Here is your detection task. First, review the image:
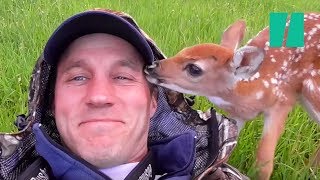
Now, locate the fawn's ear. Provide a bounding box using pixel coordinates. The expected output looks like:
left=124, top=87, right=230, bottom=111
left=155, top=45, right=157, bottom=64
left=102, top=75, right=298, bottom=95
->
left=220, top=20, right=246, bottom=51
left=231, top=46, right=265, bottom=79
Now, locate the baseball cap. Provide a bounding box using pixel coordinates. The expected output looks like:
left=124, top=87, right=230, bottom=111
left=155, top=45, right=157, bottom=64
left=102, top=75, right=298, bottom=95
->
left=44, top=10, right=154, bottom=65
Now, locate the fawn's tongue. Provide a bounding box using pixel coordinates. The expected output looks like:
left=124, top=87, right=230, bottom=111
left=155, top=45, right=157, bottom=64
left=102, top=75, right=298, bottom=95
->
left=145, top=74, right=165, bottom=85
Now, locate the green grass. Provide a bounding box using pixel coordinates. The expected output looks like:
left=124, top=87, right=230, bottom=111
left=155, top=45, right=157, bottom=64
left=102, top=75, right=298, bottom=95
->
left=0, top=0, right=319, bottom=179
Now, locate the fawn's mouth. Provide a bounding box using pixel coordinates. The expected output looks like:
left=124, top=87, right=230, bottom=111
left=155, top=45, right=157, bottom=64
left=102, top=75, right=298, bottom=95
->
left=144, top=64, right=167, bottom=84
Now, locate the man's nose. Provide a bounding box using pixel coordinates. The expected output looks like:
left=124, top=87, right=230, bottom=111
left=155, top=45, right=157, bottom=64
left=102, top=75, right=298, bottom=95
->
left=86, top=78, right=115, bottom=107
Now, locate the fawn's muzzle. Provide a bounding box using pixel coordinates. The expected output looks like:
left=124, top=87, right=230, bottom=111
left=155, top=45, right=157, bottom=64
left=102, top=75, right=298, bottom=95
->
left=144, top=61, right=160, bottom=76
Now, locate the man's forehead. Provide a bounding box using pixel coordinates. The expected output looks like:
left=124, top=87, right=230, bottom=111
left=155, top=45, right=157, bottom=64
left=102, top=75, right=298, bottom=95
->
left=57, top=33, right=145, bottom=71
left=67, top=33, right=134, bottom=51
left=59, top=33, right=145, bottom=66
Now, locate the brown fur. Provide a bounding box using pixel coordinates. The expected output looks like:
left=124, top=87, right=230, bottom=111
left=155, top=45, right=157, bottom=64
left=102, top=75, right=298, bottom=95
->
left=146, top=13, right=320, bottom=179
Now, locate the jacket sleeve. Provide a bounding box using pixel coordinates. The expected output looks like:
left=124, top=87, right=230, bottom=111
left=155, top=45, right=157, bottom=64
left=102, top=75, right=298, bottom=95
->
left=194, top=109, right=249, bottom=180
left=18, top=156, right=53, bottom=180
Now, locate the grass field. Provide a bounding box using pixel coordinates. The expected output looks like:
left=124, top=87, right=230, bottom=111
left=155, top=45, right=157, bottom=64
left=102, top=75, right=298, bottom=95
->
left=0, top=0, right=319, bottom=179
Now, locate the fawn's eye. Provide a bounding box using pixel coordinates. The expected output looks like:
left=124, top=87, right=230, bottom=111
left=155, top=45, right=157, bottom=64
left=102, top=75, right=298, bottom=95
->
left=185, top=64, right=203, bottom=77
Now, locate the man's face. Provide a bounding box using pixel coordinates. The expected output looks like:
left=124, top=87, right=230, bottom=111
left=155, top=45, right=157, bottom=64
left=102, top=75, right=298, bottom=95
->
left=54, top=33, right=157, bottom=168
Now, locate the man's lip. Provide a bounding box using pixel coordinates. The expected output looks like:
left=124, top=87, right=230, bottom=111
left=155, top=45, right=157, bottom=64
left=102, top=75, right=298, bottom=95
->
left=79, top=119, right=124, bottom=125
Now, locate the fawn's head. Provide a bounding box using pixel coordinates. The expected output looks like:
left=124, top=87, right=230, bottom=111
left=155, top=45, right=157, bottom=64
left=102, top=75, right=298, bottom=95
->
left=145, top=20, right=265, bottom=96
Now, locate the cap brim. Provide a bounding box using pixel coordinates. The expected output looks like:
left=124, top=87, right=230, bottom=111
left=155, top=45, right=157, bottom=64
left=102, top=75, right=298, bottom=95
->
left=44, top=11, right=154, bottom=65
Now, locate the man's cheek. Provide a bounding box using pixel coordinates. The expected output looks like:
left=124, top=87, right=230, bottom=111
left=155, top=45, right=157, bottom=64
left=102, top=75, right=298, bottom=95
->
left=128, top=87, right=151, bottom=102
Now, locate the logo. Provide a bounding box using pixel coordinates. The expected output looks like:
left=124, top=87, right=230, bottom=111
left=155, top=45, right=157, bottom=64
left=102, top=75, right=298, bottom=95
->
left=270, top=12, right=304, bottom=47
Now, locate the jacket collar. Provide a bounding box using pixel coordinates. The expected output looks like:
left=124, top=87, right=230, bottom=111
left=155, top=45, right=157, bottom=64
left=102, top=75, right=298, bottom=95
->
left=33, top=123, right=195, bottom=179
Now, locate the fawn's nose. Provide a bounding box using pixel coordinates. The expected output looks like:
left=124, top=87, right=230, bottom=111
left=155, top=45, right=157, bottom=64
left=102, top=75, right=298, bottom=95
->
left=144, top=61, right=159, bottom=76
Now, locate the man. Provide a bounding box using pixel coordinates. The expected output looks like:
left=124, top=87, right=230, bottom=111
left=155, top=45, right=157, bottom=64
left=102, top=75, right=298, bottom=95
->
left=0, top=9, right=246, bottom=179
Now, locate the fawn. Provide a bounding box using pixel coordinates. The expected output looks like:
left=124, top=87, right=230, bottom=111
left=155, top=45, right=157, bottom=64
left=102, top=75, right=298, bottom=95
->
left=145, top=13, right=320, bottom=179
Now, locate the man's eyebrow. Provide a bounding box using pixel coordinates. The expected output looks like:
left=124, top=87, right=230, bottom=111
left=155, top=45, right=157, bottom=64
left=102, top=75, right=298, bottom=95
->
left=60, top=59, right=88, bottom=73
left=115, top=59, right=142, bottom=72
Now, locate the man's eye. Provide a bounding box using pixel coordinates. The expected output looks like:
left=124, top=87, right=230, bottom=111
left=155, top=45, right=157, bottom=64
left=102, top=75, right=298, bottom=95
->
left=71, top=76, right=88, bottom=81
left=115, top=76, right=132, bottom=80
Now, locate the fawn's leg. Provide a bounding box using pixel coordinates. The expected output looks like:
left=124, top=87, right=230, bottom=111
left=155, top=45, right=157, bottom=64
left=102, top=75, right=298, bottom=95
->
left=300, top=78, right=320, bottom=167
left=256, top=103, right=293, bottom=180
left=235, top=119, right=245, bottom=135
left=300, top=78, right=320, bottom=124
left=311, top=147, right=320, bottom=167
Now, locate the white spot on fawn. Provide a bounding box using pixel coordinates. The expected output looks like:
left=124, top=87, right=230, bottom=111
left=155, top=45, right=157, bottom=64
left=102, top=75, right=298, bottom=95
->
left=281, top=66, right=287, bottom=71
left=309, top=27, right=318, bottom=35
left=271, top=58, right=276, bottom=62
left=294, top=54, right=302, bottom=62
left=283, top=61, right=288, bottom=67
left=262, top=80, right=270, bottom=88
left=304, top=79, right=315, bottom=91
left=298, top=47, right=305, bottom=53
left=256, top=91, right=264, bottom=100
left=311, top=70, right=317, bottom=76
left=271, top=78, right=278, bottom=84
left=290, top=55, right=296, bottom=61
left=250, top=72, right=260, bottom=81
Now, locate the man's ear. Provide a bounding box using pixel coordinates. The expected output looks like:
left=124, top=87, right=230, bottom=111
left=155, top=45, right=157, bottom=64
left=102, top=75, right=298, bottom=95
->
left=51, top=99, right=55, bottom=116
left=149, top=88, right=158, bottom=117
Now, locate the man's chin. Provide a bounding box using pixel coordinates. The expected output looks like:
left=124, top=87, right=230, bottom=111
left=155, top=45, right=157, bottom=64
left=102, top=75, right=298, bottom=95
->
left=79, top=146, right=126, bottom=168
